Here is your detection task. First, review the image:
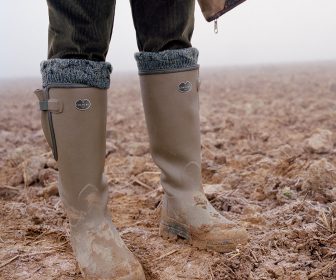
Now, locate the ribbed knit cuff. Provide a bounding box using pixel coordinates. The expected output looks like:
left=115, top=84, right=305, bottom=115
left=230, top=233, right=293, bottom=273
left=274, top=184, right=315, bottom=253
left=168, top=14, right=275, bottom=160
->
left=134, top=48, right=199, bottom=74
left=40, top=59, right=112, bottom=89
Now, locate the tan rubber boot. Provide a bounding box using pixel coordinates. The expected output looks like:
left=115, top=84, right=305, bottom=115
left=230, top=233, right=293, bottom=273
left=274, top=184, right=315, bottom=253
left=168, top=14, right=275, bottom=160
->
left=34, top=86, right=146, bottom=280
left=139, top=69, right=248, bottom=253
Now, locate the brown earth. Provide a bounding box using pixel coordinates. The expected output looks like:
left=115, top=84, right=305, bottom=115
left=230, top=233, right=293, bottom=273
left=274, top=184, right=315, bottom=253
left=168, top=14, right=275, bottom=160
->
left=0, top=63, right=336, bottom=280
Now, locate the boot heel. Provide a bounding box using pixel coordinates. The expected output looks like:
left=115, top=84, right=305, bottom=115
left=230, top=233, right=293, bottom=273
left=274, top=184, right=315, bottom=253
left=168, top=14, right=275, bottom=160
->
left=159, top=223, right=179, bottom=241
left=159, top=221, right=190, bottom=241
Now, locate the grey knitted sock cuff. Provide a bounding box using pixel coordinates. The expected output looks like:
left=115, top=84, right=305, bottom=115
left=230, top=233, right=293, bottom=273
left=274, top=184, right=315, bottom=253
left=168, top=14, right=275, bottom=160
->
left=40, top=59, right=112, bottom=89
left=134, top=48, right=199, bottom=74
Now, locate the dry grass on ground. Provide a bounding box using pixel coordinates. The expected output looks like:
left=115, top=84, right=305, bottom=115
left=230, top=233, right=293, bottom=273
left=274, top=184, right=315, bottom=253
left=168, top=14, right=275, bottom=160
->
left=0, top=63, right=336, bottom=279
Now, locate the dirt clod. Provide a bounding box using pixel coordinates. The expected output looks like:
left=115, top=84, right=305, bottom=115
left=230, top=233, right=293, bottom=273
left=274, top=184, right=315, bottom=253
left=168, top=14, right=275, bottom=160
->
left=23, top=155, right=47, bottom=185
left=304, top=129, right=333, bottom=154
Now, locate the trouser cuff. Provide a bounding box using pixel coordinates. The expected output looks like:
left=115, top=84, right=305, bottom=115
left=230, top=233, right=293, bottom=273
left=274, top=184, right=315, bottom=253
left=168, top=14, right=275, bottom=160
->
left=40, top=59, right=112, bottom=89
left=134, top=48, right=199, bottom=75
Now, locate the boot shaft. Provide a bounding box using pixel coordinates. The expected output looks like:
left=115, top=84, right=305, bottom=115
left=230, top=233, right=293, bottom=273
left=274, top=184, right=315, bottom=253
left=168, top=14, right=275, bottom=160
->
left=139, top=69, right=203, bottom=195
left=34, top=86, right=108, bottom=219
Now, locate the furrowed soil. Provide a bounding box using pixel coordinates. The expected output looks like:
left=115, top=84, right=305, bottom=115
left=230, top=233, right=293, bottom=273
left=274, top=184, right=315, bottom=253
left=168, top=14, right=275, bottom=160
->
left=1, top=63, right=336, bottom=280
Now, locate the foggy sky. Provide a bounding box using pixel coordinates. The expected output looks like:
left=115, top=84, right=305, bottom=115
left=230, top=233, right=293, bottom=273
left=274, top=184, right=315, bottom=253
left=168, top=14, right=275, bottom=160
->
left=0, top=0, right=335, bottom=78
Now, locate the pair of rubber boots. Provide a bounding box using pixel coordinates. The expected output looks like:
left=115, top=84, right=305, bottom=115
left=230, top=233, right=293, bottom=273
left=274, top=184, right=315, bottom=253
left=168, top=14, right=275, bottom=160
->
left=34, top=68, right=248, bottom=279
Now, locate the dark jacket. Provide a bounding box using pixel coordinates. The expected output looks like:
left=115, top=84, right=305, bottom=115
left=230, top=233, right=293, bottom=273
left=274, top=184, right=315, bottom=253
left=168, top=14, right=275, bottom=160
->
left=198, top=0, right=247, bottom=22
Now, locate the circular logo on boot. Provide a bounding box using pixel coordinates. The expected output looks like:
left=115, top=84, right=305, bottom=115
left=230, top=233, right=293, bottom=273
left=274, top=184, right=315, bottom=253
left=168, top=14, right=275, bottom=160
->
left=75, top=99, right=91, bottom=111
left=178, top=81, right=192, bottom=93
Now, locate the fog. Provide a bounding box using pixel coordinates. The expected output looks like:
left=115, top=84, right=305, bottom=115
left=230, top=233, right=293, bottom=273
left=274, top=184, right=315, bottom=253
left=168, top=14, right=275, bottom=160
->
left=0, top=0, right=335, bottom=78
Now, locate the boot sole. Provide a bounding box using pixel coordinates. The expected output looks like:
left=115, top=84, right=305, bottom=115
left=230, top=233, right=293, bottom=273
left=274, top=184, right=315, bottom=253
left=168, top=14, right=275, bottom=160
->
left=159, top=220, right=241, bottom=253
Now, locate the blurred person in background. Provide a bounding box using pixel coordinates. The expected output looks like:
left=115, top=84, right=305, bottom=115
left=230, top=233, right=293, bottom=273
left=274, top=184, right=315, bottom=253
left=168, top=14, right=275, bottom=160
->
left=34, top=0, right=248, bottom=279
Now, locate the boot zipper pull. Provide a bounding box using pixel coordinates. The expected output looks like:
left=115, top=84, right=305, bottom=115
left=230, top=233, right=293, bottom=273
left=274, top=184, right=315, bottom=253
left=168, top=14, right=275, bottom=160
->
left=214, top=19, right=218, bottom=34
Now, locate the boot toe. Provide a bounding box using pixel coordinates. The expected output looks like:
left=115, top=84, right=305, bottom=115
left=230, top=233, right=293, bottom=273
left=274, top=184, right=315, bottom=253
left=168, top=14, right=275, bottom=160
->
left=71, top=220, right=146, bottom=280
left=116, top=263, right=146, bottom=280
left=190, top=224, right=249, bottom=253
left=192, top=225, right=248, bottom=253
left=160, top=218, right=249, bottom=253
left=82, top=260, right=146, bottom=280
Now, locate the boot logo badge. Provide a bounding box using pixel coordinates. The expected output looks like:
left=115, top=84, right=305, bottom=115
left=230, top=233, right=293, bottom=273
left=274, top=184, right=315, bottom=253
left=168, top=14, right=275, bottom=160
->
left=178, top=81, right=192, bottom=93
left=75, top=99, right=91, bottom=111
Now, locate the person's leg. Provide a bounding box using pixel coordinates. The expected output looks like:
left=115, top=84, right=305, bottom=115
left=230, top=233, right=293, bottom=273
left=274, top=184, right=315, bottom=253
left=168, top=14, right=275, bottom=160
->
left=47, top=0, right=114, bottom=61
left=130, top=0, right=194, bottom=52
left=35, top=1, right=145, bottom=279
left=43, top=0, right=115, bottom=88
left=131, top=0, right=248, bottom=252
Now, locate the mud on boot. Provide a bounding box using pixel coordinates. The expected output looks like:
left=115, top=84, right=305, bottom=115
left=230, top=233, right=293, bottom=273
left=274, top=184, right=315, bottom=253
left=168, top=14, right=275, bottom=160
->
left=35, top=86, right=146, bottom=279
left=136, top=48, right=249, bottom=253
